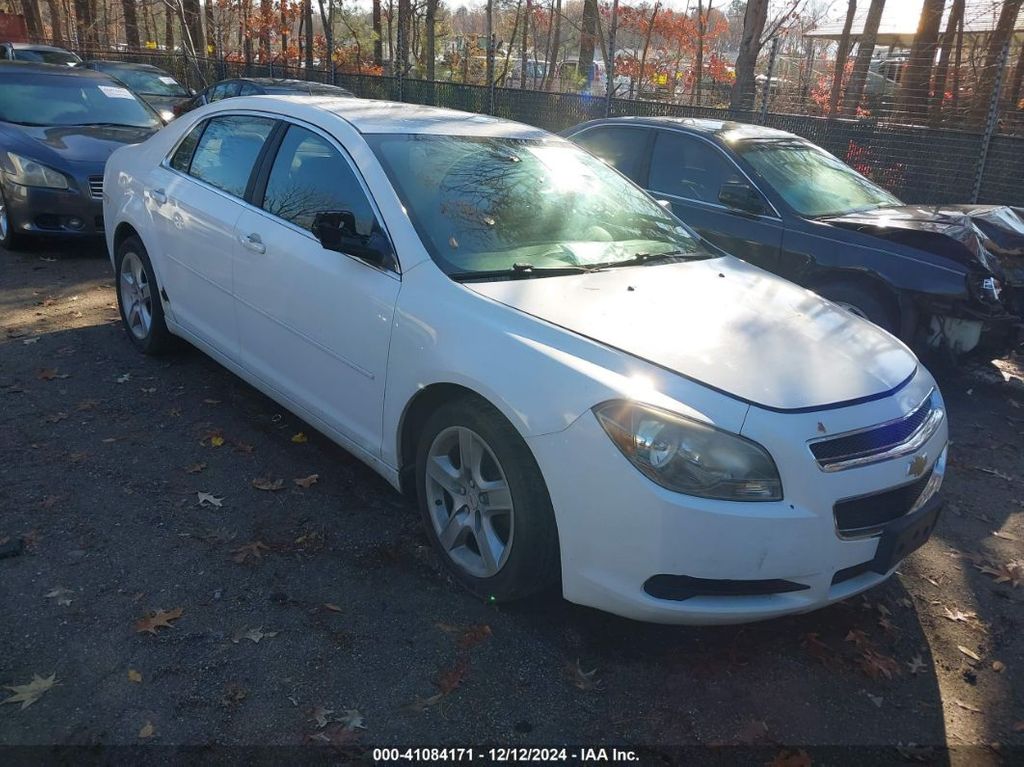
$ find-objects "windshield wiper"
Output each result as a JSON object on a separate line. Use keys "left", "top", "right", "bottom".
{"left": 68, "top": 122, "right": 150, "bottom": 128}
{"left": 449, "top": 262, "right": 600, "bottom": 282}
{"left": 594, "top": 249, "right": 706, "bottom": 268}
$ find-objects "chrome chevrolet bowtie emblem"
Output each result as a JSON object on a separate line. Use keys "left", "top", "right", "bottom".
{"left": 908, "top": 454, "right": 928, "bottom": 478}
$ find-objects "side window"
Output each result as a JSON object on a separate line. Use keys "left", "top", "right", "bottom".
{"left": 209, "top": 81, "right": 240, "bottom": 102}
{"left": 648, "top": 131, "right": 745, "bottom": 204}
{"left": 573, "top": 127, "right": 649, "bottom": 183}
{"left": 261, "top": 125, "right": 377, "bottom": 237}
{"left": 238, "top": 82, "right": 261, "bottom": 96}
{"left": 169, "top": 121, "right": 205, "bottom": 172}
{"left": 188, "top": 115, "right": 275, "bottom": 198}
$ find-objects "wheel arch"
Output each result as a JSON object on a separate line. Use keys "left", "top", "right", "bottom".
{"left": 805, "top": 268, "right": 915, "bottom": 339}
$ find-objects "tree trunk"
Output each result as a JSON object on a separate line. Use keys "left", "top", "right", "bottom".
{"left": 73, "top": 0, "right": 97, "bottom": 48}
{"left": 121, "top": 0, "right": 140, "bottom": 51}
{"left": 520, "top": 0, "right": 530, "bottom": 88}
{"left": 1007, "top": 43, "right": 1024, "bottom": 118}
{"left": 579, "top": 0, "right": 598, "bottom": 91}
{"left": 929, "top": 0, "right": 964, "bottom": 122}
{"left": 204, "top": 0, "right": 216, "bottom": 55}
{"left": 164, "top": 4, "right": 174, "bottom": 50}
{"left": 828, "top": 1, "right": 856, "bottom": 117}
{"left": 544, "top": 0, "right": 562, "bottom": 91}
{"left": 970, "top": 0, "right": 1023, "bottom": 125}
{"left": 281, "top": 3, "right": 289, "bottom": 59}
{"left": 843, "top": 0, "right": 884, "bottom": 116}
{"left": 372, "top": 0, "right": 382, "bottom": 66}
{"left": 637, "top": 1, "right": 659, "bottom": 98}
{"left": 46, "top": 0, "right": 63, "bottom": 45}
{"left": 425, "top": 0, "right": 437, "bottom": 80}
{"left": 730, "top": 0, "right": 768, "bottom": 111}
{"left": 20, "top": 0, "right": 43, "bottom": 39}
{"left": 485, "top": 0, "right": 494, "bottom": 87}
{"left": 691, "top": 1, "right": 712, "bottom": 105}
{"left": 397, "top": 0, "right": 410, "bottom": 77}
{"left": 303, "top": 0, "right": 313, "bottom": 70}
{"left": 181, "top": 0, "right": 206, "bottom": 56}
{"left": 899, "top": 0, "right": 944, "bottom": 122}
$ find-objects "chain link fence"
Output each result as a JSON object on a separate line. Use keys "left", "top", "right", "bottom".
{"left": 75, "top": 48, "right": 1024, "bottom": 209}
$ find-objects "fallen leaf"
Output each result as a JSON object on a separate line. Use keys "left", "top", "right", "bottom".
{"left": 44, "top": 412, "right": 68, "bottom": 423}
{"left": 293, "top": 474, "right": 319, "bottom": 489}
{"left": 138, "top": 722, "right": 155, "bottom": 739}
{"left": 958, "top": 645, "right": 981, "bottom": 662}
{"left": 992, "top": 660, "right": 1005, "bottom": 673}
{"left": 907, "top": 655, "right": 927, "bottom": 675}
{"left": 209, "top": 435, "right": 225, "bottom": 447}
{"left": 857, "top": 649, "right": 901, "bottom": 680}
{"left": 973, "top": 466, "right": 1014, "bottom": 482}
{"left": 22, "top": 337, "right": 39, "bottom": 345}
{"left": 203, "top": 398, "right": 221, "bottom": 405}
{"left": 992, "top": 531, "right": 1018, "bottom": 541}
{"left": 338, "top": 709, "right": 366, "bottom": 730}
{"left": 2, "top": 673, "right": 58, "bottom": 709}
{"left": 127, "top": 669, "right": 142, "bottom": 683}
{"left": 252, "top": 477, "right": 285, "bottom": 492}
{"left": 323, "top": 603, "right": 342, "bottom": 613}
{"left": 231, "top": 541, "right": 269, "bottom": 564}
{"left": 37, "top": 368, "right": 65, "bottom": 381}
{"left": 570, "top": 659, "right": 601, "bottom": 691}
{"left": 943, "top": 607, "right": 977, "bottom": 623}
{"left": 457, "top": 624, "right": 492, "bottom": 650}
{"left": 291, "top": 432, "right": 308, "bottom": 443}
{"left": 437, "top": 657, "right": 469, "bottom": 695}
{"left": 185, "top": 462, "right": 207, "bottom": 475}
{"left": 844, "top": 629, "right": 871, "bottom": 649}
{"left": 140, "top": 387, "right": 157, "bottom": 394}
{"left": 233, "top": 626, "right": 278, "bottom": 644}
{"left": 311, "top": 706, "right": 334, "bottom": 728}
{"left": 977, "top": 560, "right": 1024, "bottom": 588}
{"left": 864, "top": 691, "right": 884, "bottom": 708}
{"left": 116, "top": 373, "right": 131, "bottom": 384}
{"left": 44, "top": 587, "right": 73, "bottom": 606}
{"left": 134, "top": 607, "right": 184, "bottom": 635}
{"left": 197, "top": 492, "right": 224, "bottom": 508}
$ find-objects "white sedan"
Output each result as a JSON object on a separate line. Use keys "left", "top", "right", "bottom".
{"left": 103, "top": 96, "right": 949, "bottom": 624}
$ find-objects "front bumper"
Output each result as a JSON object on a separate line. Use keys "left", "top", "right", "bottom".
{"left": 528, "top": 369, "right": 948, "bottom": 625}
{"left": 2, "top": 175, "right": 104, "bottom": 237}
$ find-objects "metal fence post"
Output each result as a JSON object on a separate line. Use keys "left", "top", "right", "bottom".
{"left": 759, "top": 36, "right": 779, "bottom": 124}
{"left": 605, "top": 0, "right": 620, "bottom": 118}
{"left": 971, "top": 39, "right": 1011, "bottom": 204}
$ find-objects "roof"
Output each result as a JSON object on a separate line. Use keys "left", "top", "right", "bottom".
{"left": 806, "top": 0, "right": 1024, "bottom": 44}
{"left": 225, "top": 95, "right": 550, "bottom": 138}
{"left": 8, "top": 42, "right": 70, "bottom": 51}
{"left": 87, "top": 60, "right": 167, "bottom": 72}
{"left": 0, "top": 61, "right": 106, "bottom": 78}
{"left": 569, "top": 116, "right": 799, "bottom": 142}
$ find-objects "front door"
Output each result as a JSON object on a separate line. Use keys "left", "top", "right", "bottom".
{"left": 232, "top": 123, "right": 400, "bottom": 456}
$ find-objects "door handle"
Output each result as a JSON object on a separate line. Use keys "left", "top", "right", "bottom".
{"left": 239, "top": 232, "right": 266, "bottom": 254}
{"left": 150, "top": 188, "right": 167, "bottom": 205}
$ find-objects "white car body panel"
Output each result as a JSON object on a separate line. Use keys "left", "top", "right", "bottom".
{"left": 104, "top": 95, "right": 949, "bottom": 624}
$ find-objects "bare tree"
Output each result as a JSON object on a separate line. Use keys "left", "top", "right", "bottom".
{"left": 425, "top": 0, "right": 438, "bottom": 80}
{"left": 122, "top": 0, "right": 140, "bottom": 50}
{"left": 20, "top": 0, "right": 43, "bottom": 39}
{"left": 692, "top": 0, "right": 713, "bottom": 106}
{"left": 930, "top": 0, "right": 964, "bottom": 121}
{"left": 843, "top": 0, "right": 884, "bottom": 116}
{"left": 970, "top": 0, "right": 1024, "bottom": 124}
{"left": 579, "top": 0, "right": 598, "bottom": 91}
{"left": 303, "top": 0, "right": 314, "bottom": 70}
{"left": 899, "top": 0, "right": 944, "bottom": 121}
{"left": 373, "top": 0, "right": 383, "bottom": 66}
{"left": 45, "top": 0, "right": 63, "bottom": 45}
{"left": 730, "top": 0, "right": 768, "bottom": 110}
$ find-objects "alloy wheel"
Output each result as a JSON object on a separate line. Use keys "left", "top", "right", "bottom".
{"left": 424, "top": 426, "right": 515, "bottom": 578}
{"left": 119, "top": 250, "right": 153, "bottom": 340}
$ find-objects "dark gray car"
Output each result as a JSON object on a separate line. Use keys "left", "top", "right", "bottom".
{"left": 0, "top": 42, "right": 81, "bottom": 66}
{"left": 0, "top": 63, "right": 161, "bottom": 249}
{"left": 84, "top": 60, "right": 193, "bottom": 121}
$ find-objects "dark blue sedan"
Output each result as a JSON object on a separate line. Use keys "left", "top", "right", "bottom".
{"left": 0, "top": 62, "right": 161, "bottom": 249}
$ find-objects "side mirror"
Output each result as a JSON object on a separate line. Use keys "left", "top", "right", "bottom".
{"left": 719, "top": 181, "right": 765, "bottom": 216}
{"left": 313, "top": 210, "right": 394, "bottom": 268}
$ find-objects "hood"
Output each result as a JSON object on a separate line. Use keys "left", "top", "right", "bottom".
{"left": 140, "top": 94, "right": 192, "bottom": 116}
{"left": 20, "top": 124, "right": 157, "bottom": 164}
{"left": 820, "top": 204, "right": 1024, "bottom": 277}
{"left": 467, "top": 257, "right": 918, "bottom": 413}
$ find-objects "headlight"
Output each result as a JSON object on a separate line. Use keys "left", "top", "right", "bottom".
{"left": 4, "top": 152, "right": 70, "bottom": 189}
{"left": 159, "top": 109, "right": 174, "bottom": 122}
{"left": 594, "top": 401, "right": 782, "bottom": 501}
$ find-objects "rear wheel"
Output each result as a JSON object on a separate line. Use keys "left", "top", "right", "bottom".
{"left": 115, "top": 235, "right": 174, "bottom": 355}
{"left": 415, "top": 398, "right": 560, "bottom": 602}
{"left": 817, "top": 281, "right": 898, "bottom": 335}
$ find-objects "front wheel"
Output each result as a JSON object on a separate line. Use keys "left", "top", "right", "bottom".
{"left": 115, "top": 235, "right": 174, "bottom": 355}
{"left": 415, "top": 398, "right": 560, "bottom": 602}
{"left": 817, "top": 281, "right": 898, "bottom": 335}
{"left": 0, "top": 184, "right": 25, "bottom": 251}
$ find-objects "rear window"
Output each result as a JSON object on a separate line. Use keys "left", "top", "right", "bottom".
{"left": 13, "top": 48, "right": 81, "bottom": 66}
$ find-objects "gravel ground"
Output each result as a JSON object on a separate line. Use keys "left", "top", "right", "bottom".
{"left": 1, "top": 242, "right": 1023, "bottom": 760}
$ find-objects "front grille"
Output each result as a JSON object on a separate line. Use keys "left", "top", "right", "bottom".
{"left": 643, "top": 574, "right": 809, "bottom": 601}
{"left": 833, "top": 470, "right": 932, "bottom": 536}
{"left": 88, "top": 176, "right": 104, "bottom": 199}
{"left": 810, "top": 392, "right": 935, "bottom": 470}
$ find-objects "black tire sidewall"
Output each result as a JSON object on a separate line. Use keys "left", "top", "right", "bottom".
{"left": 415, "top": 398, "right": 560, "bottom": 602}
{"left": 115, "top": 236, "right": 170, "bottom": 354}
{"left": 0, "top": 184, "right": 22, "bottom": 251}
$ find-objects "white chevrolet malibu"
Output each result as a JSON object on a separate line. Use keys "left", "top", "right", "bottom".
{"left": 104, "top": 96, "right": 948, "bottom": 624}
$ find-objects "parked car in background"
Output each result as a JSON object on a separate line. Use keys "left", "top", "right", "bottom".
{"left": 174, "top": 77, "right": 354, "bottom": 117}
{"left": 104, "top": 96, "right": 947, "bottom": 624}
{"left": 565, "top": 118, "right": 1023, "bottom": 356}
{"left": 85, "top": 60, "right": 193, "bottom": 121}
{"left": 0, "top": 42, "right": 81, "bottom": 66}
{"left": 0, "top": 63, "right": 161, "bottom": 249}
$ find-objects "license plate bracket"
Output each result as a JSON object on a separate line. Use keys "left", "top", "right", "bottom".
{"left": 869, "top": 497, "right": 943, "bottom": 575}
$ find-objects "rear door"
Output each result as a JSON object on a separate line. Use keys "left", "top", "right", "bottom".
{"left": 646, "top": 129, "right": 783, "bottom": 271}
{"left": 232, "top": 122, "right": 400, "bottom": 455}
{"left": 569, "top": 125, "right": 652, "bottom": 185}
{"left": 146, "top": 113, "right": 276, "bottom": 356}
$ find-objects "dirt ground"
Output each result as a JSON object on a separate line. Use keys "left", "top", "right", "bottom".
{"left": 1, "top": 242, "right": 1023, "bottom": 761}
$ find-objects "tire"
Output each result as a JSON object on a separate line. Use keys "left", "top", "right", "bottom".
{"left": 115, "top": 235, "right": 174, "bottom": 355}
{"left": 817, "top": 281, "right": 898, "bottom": 335}
{"left": 415, "top": 397, "right": 560, "bottom": 602}
{"left": 0, "top": 184, "right": 25, "bottom": 251}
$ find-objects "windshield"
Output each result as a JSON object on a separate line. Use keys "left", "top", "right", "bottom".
{"left": 0, "top": 77, "right": 160, "bottom": 128}
{"left": 367, "top": 134, "right": 708, "bottom": 277}
{"left": 102, "top": 67, "right": 188, "bottom": 97}
{"left": 13, "top": 49, "right": 80, "bottom": 66}
{"left": 737, "top": 140, "right": 902, "bottom": 217}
